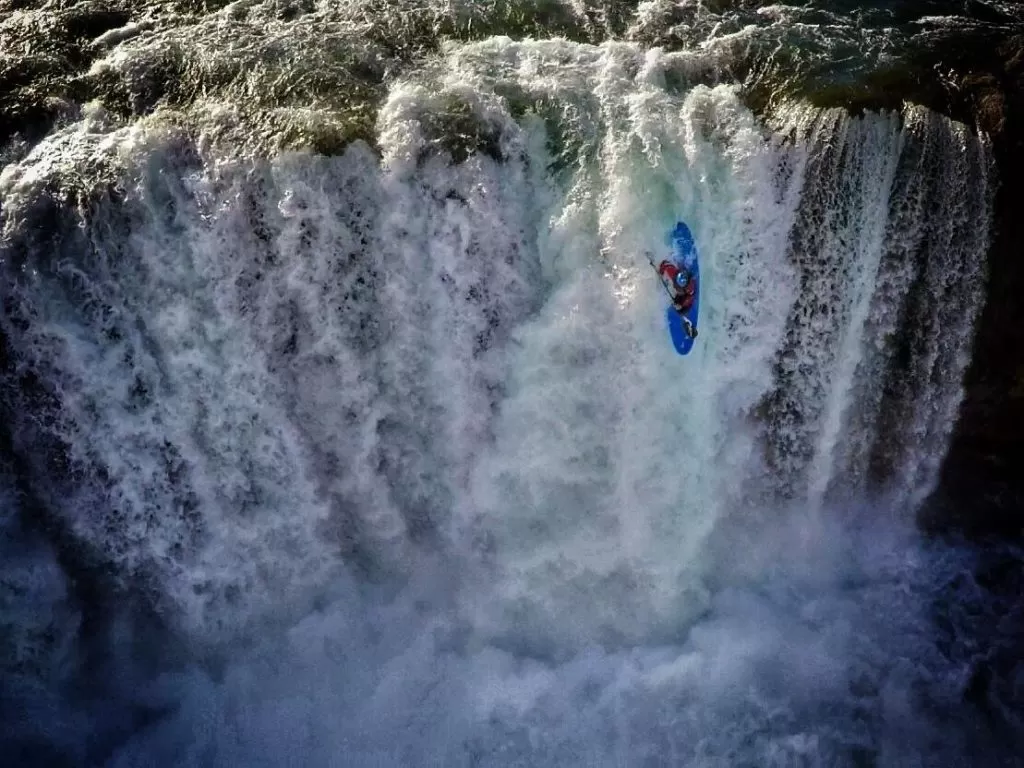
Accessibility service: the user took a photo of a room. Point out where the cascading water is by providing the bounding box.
[0,10,1017,768]
[761,104,992,514]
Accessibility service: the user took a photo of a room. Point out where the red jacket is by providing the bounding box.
[658,261,695,312]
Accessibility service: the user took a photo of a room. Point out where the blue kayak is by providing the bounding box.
[658,221,700,356]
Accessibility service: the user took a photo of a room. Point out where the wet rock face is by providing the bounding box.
[929,36,1024,539]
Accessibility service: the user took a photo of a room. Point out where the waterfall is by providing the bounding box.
[0,36,998,767]
[0,38,991,641]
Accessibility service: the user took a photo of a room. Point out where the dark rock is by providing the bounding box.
[925,34,1024,540]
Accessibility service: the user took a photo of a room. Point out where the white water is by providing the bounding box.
[0,38,993,765]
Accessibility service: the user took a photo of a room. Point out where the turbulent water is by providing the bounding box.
[1,2,1022,766]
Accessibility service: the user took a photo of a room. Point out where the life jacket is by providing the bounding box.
[659,261,695,309]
